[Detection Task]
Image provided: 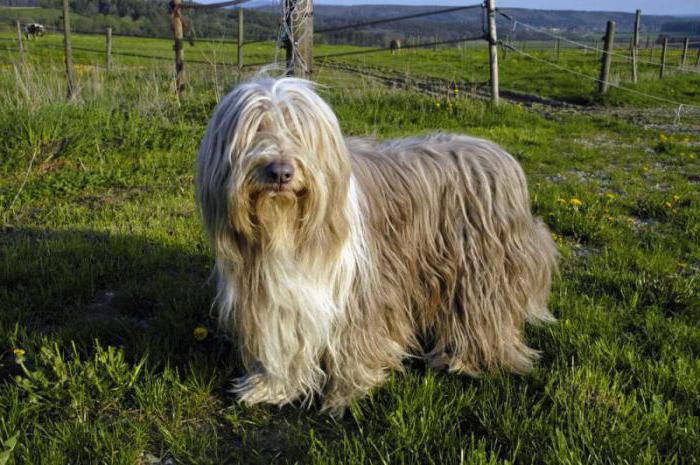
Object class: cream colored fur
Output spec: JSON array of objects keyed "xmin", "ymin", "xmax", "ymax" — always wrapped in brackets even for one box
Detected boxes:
[{"xmin": 195, "ymin": 77, "xmax": 557, "ymax": 414}]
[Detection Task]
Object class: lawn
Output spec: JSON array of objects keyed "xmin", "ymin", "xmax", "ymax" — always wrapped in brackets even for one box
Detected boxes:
[{"xmin": 0, "ymin": 32, "xmax": 699, "ymax": 464}]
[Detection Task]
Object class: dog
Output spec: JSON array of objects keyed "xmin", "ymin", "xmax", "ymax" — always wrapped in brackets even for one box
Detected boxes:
[{"xmin": 195, "ymin": 76, "xmax": 556, "ymax": 413}]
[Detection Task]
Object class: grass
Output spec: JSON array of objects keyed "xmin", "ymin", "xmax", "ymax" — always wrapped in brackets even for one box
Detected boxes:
[
  {"xmin": 0, "ymin": 34, "xmax": 699, "ymax": 464},
  {"xmin": 2, "ymin": 29, "xmax": 700, "ymax": 105}
]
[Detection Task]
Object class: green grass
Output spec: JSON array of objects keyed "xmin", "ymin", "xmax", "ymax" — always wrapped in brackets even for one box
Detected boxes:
[
  {"xmin": 2, "ymin": 29, "xmax": 700, "ymax": 106},
  {"xmin": 0, "ymin": 36, "xmax": 699, "ymax": 464}
]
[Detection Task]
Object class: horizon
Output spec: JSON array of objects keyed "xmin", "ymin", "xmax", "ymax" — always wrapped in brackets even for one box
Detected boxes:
[{"xmin": 235, "ymin": 0, "xmax": 700, "ymax": 16}]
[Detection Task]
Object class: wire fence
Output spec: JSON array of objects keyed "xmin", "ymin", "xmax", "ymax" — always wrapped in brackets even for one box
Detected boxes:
[{"xmin": 2, "ymin": 1, "xmax": 700, "ymax": 121}]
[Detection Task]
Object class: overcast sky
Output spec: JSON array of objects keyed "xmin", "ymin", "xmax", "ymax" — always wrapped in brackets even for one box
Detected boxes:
[{"xmin": 310, "ymin": 1, "xmax": 699, "ymax": 16}]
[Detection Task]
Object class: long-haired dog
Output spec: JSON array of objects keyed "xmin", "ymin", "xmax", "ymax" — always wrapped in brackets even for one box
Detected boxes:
[{"xmin": 195, "ymin": 77, "xmax": 556, "ymax": 413}]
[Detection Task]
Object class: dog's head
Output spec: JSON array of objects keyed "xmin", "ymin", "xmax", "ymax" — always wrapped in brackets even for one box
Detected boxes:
[{"xmin": 196, "ymin": 77, "xmax": 352, "ymax": 257}]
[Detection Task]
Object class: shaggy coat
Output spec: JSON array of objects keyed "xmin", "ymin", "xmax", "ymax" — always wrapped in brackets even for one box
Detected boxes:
[{"xmin": 195, "ymin": 77, "xmax": 556, "ymax": 413}]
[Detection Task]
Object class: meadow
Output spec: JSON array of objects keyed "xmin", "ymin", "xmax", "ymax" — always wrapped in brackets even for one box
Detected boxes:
[{"xmin": 0, "ymin": 29, "xmax": 699, "ymax": 464}]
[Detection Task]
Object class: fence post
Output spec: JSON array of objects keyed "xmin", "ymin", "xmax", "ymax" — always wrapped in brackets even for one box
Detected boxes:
[
  {"xmin": 237, "ymin": 8, "xmax": 244, "ymax": 71},
  {"xmin": 105, "ymin": 27, "xmax": 112, "ymax": 72},
  {"xmin": 598, "ymin": 20, "xmax": 615, "ymax": 94},
  {"xmin": 170, "ymin": 0, "xmax": 185, "ymax": 96},
  {"xmin": 695, "ymin": 48, "xmax": 700, "ymax": 67},
  {"xmin": 633, "ymin": 9, "xmax": 641, "ymax": 48},
  {"xmin": 659, "ymin": 36, "xmax": 667, "ymax": 79},
  {"xmin": 485, "ymin": 0, "xmax": 499, "ymax": 105},
  {"xmin": 62, "ymin": 0, "xmax": 76, "ymax": 100},
  {"xmin": 632, "ymin": 9, "xmax": 640, "ymax": 82},
  {"xmin": 16, "ymin": 20, "xmax": 25, "ymax": 64},
  {"xmin": 284, "ymin": 0, "xmax": 313, "ymax": 77},
  {"xmin": 680, "ymin": 37, "xmax": 689, "ymax": 68}
]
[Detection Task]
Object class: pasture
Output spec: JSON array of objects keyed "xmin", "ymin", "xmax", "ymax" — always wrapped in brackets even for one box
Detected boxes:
[{"xmin": 0, "ymin": 29, "xmax": 699, "ymax": 464}]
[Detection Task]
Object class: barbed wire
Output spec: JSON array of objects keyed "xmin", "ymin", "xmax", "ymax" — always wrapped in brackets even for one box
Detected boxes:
[
  {"xmin": 498, "ymin": 11, "xmax": 700, "ymax": 75},
  {"xmin": 315, "ymin": 4, "xmax": 483, "ymax": 35},
  {"xmin": 502, "ymin": 41, "xmax": 700, "ymax": 119},
  {"xmin": 179, "ymin": 0, "xmax": 253, "ymax": 10},
  {"xmin": 19, "ymin": 41, "xmax": 270, "ymax": 68},
  {"xmin": 314, "ymin": 34, "xmax": 485, "ymax": 60}
]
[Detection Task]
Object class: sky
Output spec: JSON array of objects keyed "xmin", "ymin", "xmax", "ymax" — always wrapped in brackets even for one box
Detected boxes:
[{"xmin": 308, "ymin": 1, "xmax": 699, "ymax": 16}]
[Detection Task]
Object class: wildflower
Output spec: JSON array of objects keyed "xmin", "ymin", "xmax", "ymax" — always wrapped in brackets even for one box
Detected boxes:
[
  {"xmin": 569, "ymin": 198, "xmax": 583, "ymax": 208},
  {"xmin": 664, "ymin": 202, "xmax": 673, "ymax": 209},
  {"xmin": 454, "ymin": 88, "xmax": 459, "ymax": 94},
  {"xmin": 659, "ymin": 133, "xmax": 667, "ymax": 142},
  {"xmin": 605, "ymin": 192, "xmax": 616, "ymax": 200},
  {"xmin": 193, "ymin": 326, "xmax": 208, "ymax": 341},
  {"xmin": 556, "ymin": 198, "xmax": 567, "ymax": 205},
  {"xmin": 673, "ymin": 195, "xmax": 680, "ymax": 202},
  {"xmin": 551, "ymin": 233, "xmax": 560, "ymax": 241},
  {"xmin": 606, "ymin": 215, "xmax": 615, "ymax": 222},
  {"xmin": 435, "ymin": 101, "xmax": 441, "ymax": 109},
  {"xmin": 13, "ymin": 348, "xmax": 25, "ymax": 363}
]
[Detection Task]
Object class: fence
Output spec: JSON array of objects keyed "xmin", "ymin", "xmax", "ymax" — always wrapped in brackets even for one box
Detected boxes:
[{"xmin": 5, "ymin": 0, "xmax": 700, "ymax": 117}]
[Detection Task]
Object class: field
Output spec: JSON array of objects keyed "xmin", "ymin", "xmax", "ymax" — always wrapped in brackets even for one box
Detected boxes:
[{"xmin": 1, "ymin": 28, "xmax": 699, "ymax": 464}]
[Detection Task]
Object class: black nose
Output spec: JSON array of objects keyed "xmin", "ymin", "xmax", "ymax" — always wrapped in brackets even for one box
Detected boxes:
[{"xmin": 264, "ymin": 161, "xmax": 295, "ymax": 184}]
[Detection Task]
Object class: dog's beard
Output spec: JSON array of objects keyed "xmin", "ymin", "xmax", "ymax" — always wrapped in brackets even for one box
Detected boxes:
[{"xmin": 253, "ymin": 188, "xmax": 302, "ymax": 253}]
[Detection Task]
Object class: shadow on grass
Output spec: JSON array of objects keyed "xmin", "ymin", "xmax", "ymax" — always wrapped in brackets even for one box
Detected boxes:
[{"xmin": 0, "ymin": 227, "xmax": 241, "ymax": 372}]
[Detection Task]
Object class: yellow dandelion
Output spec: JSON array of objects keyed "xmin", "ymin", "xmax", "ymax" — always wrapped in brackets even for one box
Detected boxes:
[
  {"xmin": 435, "ymin": 101, "xmax": 441, "ymax": 109},
  {"xmin": 664, "ymin": 202, "xmax": 673, "ymax": 209},
  {"xmin": 193, "ymin": 326, "xmax": 208, "ymax": 341},
  {"xmin": 454, "ymin": 88, "xmax": 459, "ymax": 94},
  {"xmin": 569, "ymin": 198, "xmax": 583, "ymax": 208},
  {"xmin": 673, "ymin": 195, "xmax": 680, "ymax": 202},
  {"xmin": 13, "ymin": 348, "xmax": 25, "ymax": 357}
]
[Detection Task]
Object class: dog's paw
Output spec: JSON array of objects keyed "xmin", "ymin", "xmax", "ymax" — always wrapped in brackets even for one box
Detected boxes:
[{"xmin": 231, "ymin": 373, "xmax": 295, "ymax": 406}]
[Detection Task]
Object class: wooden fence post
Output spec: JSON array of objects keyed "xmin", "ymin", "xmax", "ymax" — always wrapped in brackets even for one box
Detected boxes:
[
  {"xmin": 62, "ymin": 0, "xmax": 76, "ymax": 99},
  {"xmin": 105, "ymin": 27, "xmax": 112, "ymax": 72},
  {"xmin": 237, "ymin": 8, "xmax": 244, "ymax": 71},
  {"xmin": 632, "ymin": 9, "xmax": 640, "ymax": 82},
  {"xmin": 680, "ymin": 37, "xmax": 689, "ymax": 68},
  {"xmin": 485, "ymin": 0, "xmax": 499, "ymax": 105},
  {"xmin": 16, "ymin": 20, "xmax": 25, "ymax": 64},
  {"xmin": 284, "ymin": 0, "xmax": 313, "ymax": 77},
  {"xmin": 633, "ymin": 9, "xmax": 641, "ymax": 48},
  {"xmin": 170, "ymin": 0, "xmax": 185, "ymax": 96},
  {"xmin": 659, "ymin": 36, "xmax": 667, "ymax": 79},
  {"xmin": 598, "ymin": 20, "xmax": 615, "ymax": 94}
]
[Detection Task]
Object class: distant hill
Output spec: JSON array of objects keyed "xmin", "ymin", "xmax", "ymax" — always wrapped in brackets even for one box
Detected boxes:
[
  {"xmin": 1, "ymin": 1, "xmax": 697, "ymax": 46},
  {"xmin": 312, "ymin": 5, "xmax": 692, "ymax": 46}
]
